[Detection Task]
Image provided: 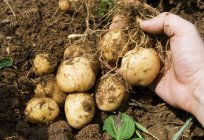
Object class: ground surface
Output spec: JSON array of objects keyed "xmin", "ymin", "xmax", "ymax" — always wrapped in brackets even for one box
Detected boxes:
[{"xmin": 0, "ymin": 0, "xmax": 204, "ymax": 140}]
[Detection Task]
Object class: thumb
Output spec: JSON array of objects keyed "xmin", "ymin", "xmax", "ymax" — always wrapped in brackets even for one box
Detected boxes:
[
  {"xmin": 140, "ymin": 12, "xmax": 197, "ymax": 37},
  {"xmin": 140, "ymin": 12, "xmax": 204, "ymax": 73}
]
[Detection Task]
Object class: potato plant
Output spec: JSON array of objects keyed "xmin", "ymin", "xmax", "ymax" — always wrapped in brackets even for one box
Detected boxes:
[{"xmin": 24, "ymin": 0, "xmax": 163, "ymax": 132}]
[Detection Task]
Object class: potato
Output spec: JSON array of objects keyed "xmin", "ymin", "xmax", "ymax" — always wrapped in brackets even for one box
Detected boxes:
[
  {"xmin": 120, "ymin": 47, "xmax": 160, "ymax": 86},
  {"xmin": 109, "ymin": 14, "xmax": 129, "ymax": 29},
  {"xmin": 35, "ymin": 75, "xmax": 66, "ymax": 106},
  {"xmin": 56, "ymin": 57, "xmax": 96, "ymax": 93},
  {"xmin": 58, "ymin": 0, "xmax": 71, "ymax": 12},
  {"xmin": 32, "ymin": 53, "xmax": 57, "ymax": 76},
  {"xmin": 64, "ymin": 93, "xmax": 95, "ymax": 129},
  {"xmin": 25, "ymin": 97, "xmax": 59, "ymax": 124},
  {"xmin": 63, "ymin": 43, "xmax": 100, "ymax": 74},
  {"xmin": 95, "ymin": 74, "xmax": 128, "ymax": 111},
  {"xmin": 98, "ymin": 30, "xmax": 129, "ymax": 63}
]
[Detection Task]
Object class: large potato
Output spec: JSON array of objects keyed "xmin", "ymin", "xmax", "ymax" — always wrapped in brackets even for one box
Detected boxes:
[
  {"xmin": 34, "ymin": 75, "xmax": 66, "ymax": 106},
  {"xmin": 120, "ymin": 47, "xmax": 160, "ymax": 86},
  {"xmin": 64, "ymin": 93, "xmax": 95, "ymax": 129},
  {"xmin": 56, "ymin": 57, "xmax": 96, "ymax": 93},
  {"xmin": 32, "ymin": 53, "xmax": 57, "ymax": 76},
  {"xmin": 98, "ymin": 30, "xmax": 129, "ymax": 63},
  {"xmin": 25, "ymin": 97, "xmax": 59, "ymax": 124},
  {"xmin": 95, "ymin": 74, "xmax": 128, "ymax": 111}
]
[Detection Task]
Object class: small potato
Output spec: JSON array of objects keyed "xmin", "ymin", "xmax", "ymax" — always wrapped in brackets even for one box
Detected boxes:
[
  {"xmin": 25, "ymin": 98, "xmax": 59, "ymax": 124},
  {"xmin": 35, "ymin": 75, "xmax": 66, "ymax": 106},
  {"xmin": 59, "ymin": 0, "xmax": 71, "ymax": 12},
  {"xmin": 98, "ymin": 30, "xmax": 129, "ymax": 63},
  {"xmin": 63, "ymin": 43, "xmax": 100, "ymax": 74},
  {"xmin": 120, "ymin": 47, "xmax": 160, "ymax": 86},
  {"xmin": 95, "ymin": 74, "xmax": 128, "ymax": 111},
  {"xmin": 56, "ymin": 57, "xmax": 96, "ymax": 93},
  {"xmin": 109, "ymin": 14, "xmax": 129, "ymax": 29},
  {"xmin": 64, "ymin": 93, "xmax": 95, "ymax": 129},
  {"xmin": 32, "ymin": 53, "xmax": 57, "ymax": 76}
]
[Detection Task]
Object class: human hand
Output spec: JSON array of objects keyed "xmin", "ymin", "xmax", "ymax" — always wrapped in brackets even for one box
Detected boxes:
[{"xmin": 140, "ymin": 12, "xmax": 204, "ymax": 126}]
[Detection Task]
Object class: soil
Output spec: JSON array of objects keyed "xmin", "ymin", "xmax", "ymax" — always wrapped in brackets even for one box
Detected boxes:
[{"xmin": 0, "ymin": 0, "xmax": 204, "ymax": 140}]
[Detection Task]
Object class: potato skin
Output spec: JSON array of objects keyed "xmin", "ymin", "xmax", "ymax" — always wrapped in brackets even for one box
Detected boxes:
[
  {"xmin": 64, "ymin": 93, "xmax": 95, "ymax": 129},
  {"xmin": 59, "ymin": 0, "xmax": 71, "ymax": 12},
  {"xmin": 98, "ymin": 30, "xmax": 128, "ymax": 63},
  {"xmin": 109, "ymin": 14, "xmax": 129, "ymax": 29},
  {"xmin": 120, "ymin": 47, "xmax": 160, "ymax": 86},
  {"xmin": 56, "ymin": 57, "xmax": 96, "ymax": 93},
  {"xmin": 95, "ymin": 74, "xmax": 128, "ymax": 111},
  {"xmin": 63, "ymin": 43, "xmax": 100, "ymax": 74},
  {"xmin": 34, "ymin": 75, "xmax": 66, "ymax": 106},
  {"xmin": 25, "ymin": 98, "xmax": 59, "ymax": 124},
  {"xmin": 32, "ymin": 53, "xmax": 56, "ymax": 76}
]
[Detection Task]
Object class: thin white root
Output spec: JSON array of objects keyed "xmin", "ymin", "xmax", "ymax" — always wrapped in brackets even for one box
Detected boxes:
[
  {"xmin": 68, "ymin": 34, "xmax": 87, "ymax": 39},
  {"xmin": 4, "ymin": 0, "xmax": 16, "ymax": 17}
]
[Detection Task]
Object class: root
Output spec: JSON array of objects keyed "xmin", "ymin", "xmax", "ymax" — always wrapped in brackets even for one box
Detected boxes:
[
  {"xmin": 4, "ymin": 0, "xmax": 16, "ymax": 17},
  {"xmin": 67, "ymin": 0, "xmax": 93, "ymax": 43},
  {"xmin": 51, "ymin": 8, "xmax": 59, "ymax": 19}
]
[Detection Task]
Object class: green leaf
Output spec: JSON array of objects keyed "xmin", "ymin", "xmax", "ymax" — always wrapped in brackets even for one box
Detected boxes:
[
  {"xmin": 0, "ymin": 57, "xmax": 13, "ymax": 69},
  {"xmin": 103, "ymin": 115, "xmax": 117, "ymax": 139},
  {"xmin": 135, "ymin": 121, "xmax": 159, "ymax": 140},
  {"xmin": 98, "ymin": 0, "xmax": 114, "ymax": 16},
  {"xmin": 131, "ymin": 138, "xmax": 145, "ymax": 140},
  {"xmin": 103, "ymin": 113, "xmax": 135, "ymax": 140},
  {"xmin": 119, "ymin": 113, "xmax": 136, "ymax": 139},
  {"xmin": 135, "ymin": 130, "xmax": 143, "ymax": 138},
  {"xmin": 172, "ymin": 117, "xmax": 193, "ymax": 140}
]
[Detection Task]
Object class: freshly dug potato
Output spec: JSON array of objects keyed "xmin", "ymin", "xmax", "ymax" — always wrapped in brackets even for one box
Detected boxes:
[
  {"xmin": 56, "ymin": 57, "xmax": 96, "ymax": 93},
  {"xmin": 98, "ymin": 30, "xmax": 129, "ymax": 63},
  {"xmin": 63, "ymin": 43, "xmax": 100, "ymax": 74},
  {"xmin": 109, "ymin": 13, "xmax": 129, "ymax": 29},
  {"xmin": 59, "ymin": 0, "xmax": 71, "ymax": 12},
  {"xmin": 120, "ymin": 47, "xmax": 160, "ymax": 86},
  {"xmin": 32, "ymin": 53, "xmax": 57, "ymax": 76},
  {"xmin": 95, "ymin": 74, "xmax": 128, "ymax": 111},
  {"xmin": 35, "ymin": 75, "xmax": 66, "ymax": 106},
  {"xmin": 25, "ymin": 97, "xmax": 59, "ymax": 124},
  {"xmin": 64, "ymin": 93, "xmax": 95, "ymax": 129}
]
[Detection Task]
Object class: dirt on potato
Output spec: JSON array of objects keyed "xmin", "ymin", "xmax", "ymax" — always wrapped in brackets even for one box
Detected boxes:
[{"xmin": 0, "ymin": 0, "xmax": 204, "ymax": 140}]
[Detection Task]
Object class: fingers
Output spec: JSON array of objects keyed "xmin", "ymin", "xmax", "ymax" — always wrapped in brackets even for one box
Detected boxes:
[
  {"xmin": 141, "ymin": 12, "xmax": 204, "ymax": 80},
  {"xmin": 140, "ymin": 12, "xmax": 197, "ymax": 37}
]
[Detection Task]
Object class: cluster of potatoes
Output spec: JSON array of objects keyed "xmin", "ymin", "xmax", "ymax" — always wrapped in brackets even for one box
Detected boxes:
[{"xmin": 25, "ymin": 0, "xmax": 161, "ymax": 130}]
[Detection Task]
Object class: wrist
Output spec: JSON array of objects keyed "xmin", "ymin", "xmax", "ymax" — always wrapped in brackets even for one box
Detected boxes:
[{"xmin": 191, "ymin": 76, "xmax": 204, "ymax": 127}]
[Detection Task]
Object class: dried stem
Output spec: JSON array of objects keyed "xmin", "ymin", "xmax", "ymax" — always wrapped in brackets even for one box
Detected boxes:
[{"xmin": 4, "ymin": 0, "xmax": 16, "ymax": 17}]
